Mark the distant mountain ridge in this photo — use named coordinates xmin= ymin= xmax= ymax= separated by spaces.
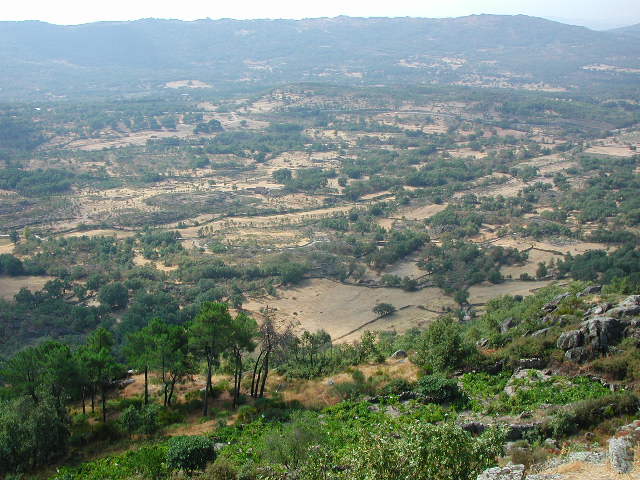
xmin=0 ymin=15 xmax=639 ymax=99
xmin=612 ymin=23 xmax=640 ymax=37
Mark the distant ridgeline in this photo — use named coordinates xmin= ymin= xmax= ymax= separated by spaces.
xmin=0 ymin=15 xmax=639 ymax=99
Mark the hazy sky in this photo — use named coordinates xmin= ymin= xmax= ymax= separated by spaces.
xmin=1 ymin=0 xmax=638 ymax=30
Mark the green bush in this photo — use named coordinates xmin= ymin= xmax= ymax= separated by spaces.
xmin=414 ymin=375 xmax=468 ymax=406
xmin=549 ymin=392 xmax=639 ymax=437
xmin=166 ymin=435 xmax=216 ymax=472
xmin=119 ymin=404 xmax=161 ymax=435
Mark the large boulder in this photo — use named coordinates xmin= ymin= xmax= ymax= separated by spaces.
xmin=477 ymin=464 xmax=525 ymax=480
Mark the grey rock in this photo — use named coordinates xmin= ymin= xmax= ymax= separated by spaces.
xmin=608 ymin=304 xmax=640 ymax=318
xmin=501 ymin=317 xmax=517 ymax=334
xmin=477 ymin=464 xmax=525 ymax=480
xmin=543 ymin=438 xmax=558 ymax=449
xmin=477 ymin=338 xmax=490 ymax=348
xmin=577 ymin=285 xmax=602 ymax=297
xmin=462 ymin=421 xmax=488 ymax=435
xmin=531 ymin=327 xmax=552 ymax=337
xmin=582 ymin=316 xmax=622 ymax=350
xmin=557 ymin=316 xmax=623 ymax=362
xmin=507 ymin=423 xmax=540 ymax=441
xmin=542 ymin=293 xmax=570 ymax=313
xmin=214 ymin=442 xmax=228 ymax=451
xmin=609 ymin=437 xmax=634 ymax=473
xmin=557 ymin=329 xmax=583 ymax=350
xmin=585 ymin=303 xmax=612 ymax=316
xmin=518 ymin=358 xmax=545 ymax=369
xmin=384 ymin=405 xmax=402 ymax=418
xmin=390 ymin=349 xmax=408 ymax=360
xmin=564 ymin=346 xmax=591 ymax=363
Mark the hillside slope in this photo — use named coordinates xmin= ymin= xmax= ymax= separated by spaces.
xmin=1 ymin=15 xmax=639 ymax=99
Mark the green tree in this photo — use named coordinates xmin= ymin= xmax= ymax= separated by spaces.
xmin=373 ymin=302 xmax=396 ymax=317
xmin=414 ymin=317 xmax=476 ymax=374
xmin=83 ymin=328 xmax=120 ymax=422
xmin=189 ymin=302 xmax=233 ymax=416
xmin=98 ymin=282 xmax=129 ymax=310
xmin=227 ymin=312 xmax=258 ymax=408
xmin=9 ymin=230 xmax=19 ymax=244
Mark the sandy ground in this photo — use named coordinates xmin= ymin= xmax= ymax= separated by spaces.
xmin=0 ymin=276 xmax=54 ymax=299
xmin=537 ymin=460 xmax=640 ymax=479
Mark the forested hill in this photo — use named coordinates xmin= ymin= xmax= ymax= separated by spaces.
xmin=612 ymin=23 xmax=640 ymax=37
xmin=1 ymin=15 xmax=640 ymax=99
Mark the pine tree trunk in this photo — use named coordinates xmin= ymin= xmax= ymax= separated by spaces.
xmin=202 ymin=358 xmax=212 ymax=416
xmin=259 ymin=351 xmax=269 ymax=398
xmin=81 ymin=386 xmax=86 ymax=415
xmin=144 ymin=366 xmax=149 ymax=406
xmin=101 ymin=384 xmax=107 ymax=423
xmin=251 ymin=350 xmax=265 ymax=398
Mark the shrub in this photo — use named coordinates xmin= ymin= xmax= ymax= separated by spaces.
xmin=119 ymin=404 xmax=161 ymax=435
xmin=348 ymin=421 xmax=505 ymax=480
xmin=260 ymin=412 xmax=327 ymax=470
xmin=383 ymin=378 xmax=415 ymax=395
xmin=166 ymin=436 xmax=216 ymax=472
xmin=549 ymin=392 xmax=640 ymax=438
xmin=201 ymin=458 xmax=237 ymax=479
xmin=414 ymin=375 xmax=468 ymax=406
xmin=414 ymin=317 xmax=477 ymax=373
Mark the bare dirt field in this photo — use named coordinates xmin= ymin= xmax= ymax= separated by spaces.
xmin=244 ymin=278 xmax=457 ymax=343
xmin=468 ymin=279 xmax=558 ymax=306
xmin=0 ymin=238 xmax=14 ymax=254
xmin=0 ymin=275 xmax=54 ymax=299
xmin=585 ymin=145 xmax=637 ymax=157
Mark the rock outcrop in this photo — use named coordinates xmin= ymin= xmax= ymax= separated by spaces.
xmin=554 ymin=295 xmax=640 ymax=362
xmin=609 ymin=420 xmax=640 ymax=473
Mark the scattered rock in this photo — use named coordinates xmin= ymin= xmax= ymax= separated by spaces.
xmin=477 ymin=464 xmax=525 ymax=480
xmin=543 ymin=438 xmax=558 ymax=449
xmin=390 ymin=350 xmax=408 ymax=360
xmin=477 ymin=338 xmax=490 ymax=348
xmin=326 ymin=378 xmax=335 ymax=386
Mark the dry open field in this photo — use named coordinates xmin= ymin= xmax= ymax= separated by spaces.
xmin=0 ymin=275 xmax=54 ymax=300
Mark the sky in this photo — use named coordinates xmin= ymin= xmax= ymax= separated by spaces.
xmin=1 ymin=0 xmax=638 ymax=30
